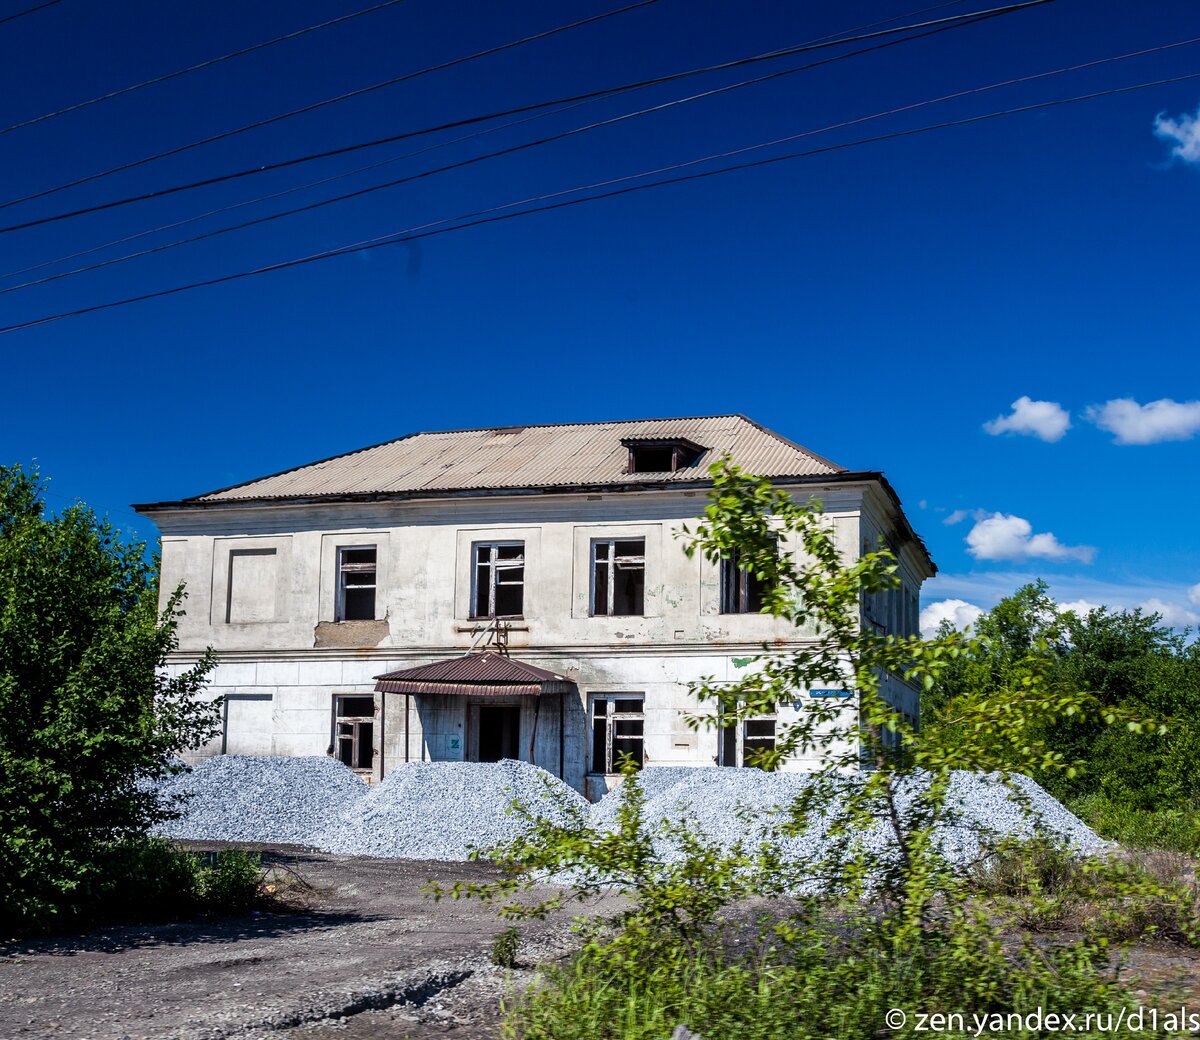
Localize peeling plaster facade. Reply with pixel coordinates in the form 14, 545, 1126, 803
139, 420, 934, 799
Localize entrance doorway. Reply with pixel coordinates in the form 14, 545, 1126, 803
476, 705, 520, 762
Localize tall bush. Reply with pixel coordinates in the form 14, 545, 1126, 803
0, 465, 218, 930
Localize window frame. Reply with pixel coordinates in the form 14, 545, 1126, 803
718, 547, 772, 614
589, 693, 645, 774
335, 545, 378, 622
470, 540, 526, 620
718, 702, 778, 769
332, 694, 376, 772
590, 538, 646, 617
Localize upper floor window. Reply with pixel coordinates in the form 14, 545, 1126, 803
622, 437, 705, 474
591, 538, 645, 616
472, 541, 525, 618
336, 546, 377, 621
719, 548, 769, 614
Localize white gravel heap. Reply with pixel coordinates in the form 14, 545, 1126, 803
314, 760, 590, 860
154, 755, 367, 846
587, 767, 1107, 873
152, 756, 1103, 873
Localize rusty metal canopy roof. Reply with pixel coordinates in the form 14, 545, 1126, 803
162, 415, 845, 505
374, 652, 574, 697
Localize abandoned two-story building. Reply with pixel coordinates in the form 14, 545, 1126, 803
135, 415, 934, 799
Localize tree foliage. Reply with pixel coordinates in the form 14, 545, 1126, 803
0, 465, 218, 930
926, 580, 1200, 826
433, 461, 1178, 1040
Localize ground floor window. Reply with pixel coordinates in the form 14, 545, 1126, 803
333, 695, 376, 771
590, 694, 644, 773
719, 705, 777, 769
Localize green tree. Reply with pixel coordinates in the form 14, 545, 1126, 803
925, 582, 1200, 846
0, 465, 218, 930
436, 461, 1172, 1040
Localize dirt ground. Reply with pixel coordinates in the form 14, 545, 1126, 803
5, 848, 1199, 1040
0, 846, 600, 1040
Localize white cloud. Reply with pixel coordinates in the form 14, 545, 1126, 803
965, 513, 1096, 564
1155, 105, 1200, 163
983, 396, 1071, 442
1189, 583, 1200, 607
1058, 599, 1102, 618
1139, 598, 1200, 629
1086, 397, 1200, 445
944, 509, 970, 526
920, 599, 984, 638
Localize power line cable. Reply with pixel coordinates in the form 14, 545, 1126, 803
0, 0, 663, 213
5, 68, 1193, 336
0, 0, 985, 282
0, 1, 1054, 227
0, 0, 64, 29
0, 1, 1039, 288
0, 0, 410, 137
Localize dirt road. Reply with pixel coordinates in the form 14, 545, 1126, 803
0, 849, 590, 1040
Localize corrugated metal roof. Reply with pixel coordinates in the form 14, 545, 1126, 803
184, 415, 844, 504
374, 652, 573, 697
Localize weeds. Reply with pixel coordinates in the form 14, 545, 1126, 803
493, 926, 521, 968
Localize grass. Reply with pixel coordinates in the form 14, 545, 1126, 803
1068, 793, 1200, 856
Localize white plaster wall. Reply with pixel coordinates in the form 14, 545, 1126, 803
153, 483, 930, 791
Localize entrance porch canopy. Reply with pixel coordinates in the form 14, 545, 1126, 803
373, 651, 573, 698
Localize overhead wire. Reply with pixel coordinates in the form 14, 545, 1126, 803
0, 0, 990, 283
0, 0, 1052, 229
0, 0, 663, 213
5, 69, 1195, 336
0, 0, 411, 137
0, 0, 1042, 290
0, 0, 64, 29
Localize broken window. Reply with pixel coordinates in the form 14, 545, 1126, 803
591, 538, 645, 616
333, 695, 375, 771
622, 438, 705, 474
719, 548, 770, 614
336, 546, 377, 621
591, 694, 644, 773
719, 703, 777, 769
471, 542, 525, 618
719, 715, 777, 769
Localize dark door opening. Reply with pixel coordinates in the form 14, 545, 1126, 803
477, 705, 520, 762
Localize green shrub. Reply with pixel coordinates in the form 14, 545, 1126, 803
1069, 792, 1200, 855
197, 850, 264, 915
493, 926, 521, 968
90, 836, 202, 923
0, 466, 218, 932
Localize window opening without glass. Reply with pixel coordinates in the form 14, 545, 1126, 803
333, 695, 375, 771
471, 542, 525, 618
591, 694, 645, 773
336, 546, 376, 621
719, 548, 770, 614
591, 538, 645, 616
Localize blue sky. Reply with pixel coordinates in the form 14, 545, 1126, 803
1, 0, 1198, 631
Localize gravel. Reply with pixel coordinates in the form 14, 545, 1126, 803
315, 760, 589, 860
152, 756, 1104, 875
586, 766, 1108, 875
153, 755, 367, 846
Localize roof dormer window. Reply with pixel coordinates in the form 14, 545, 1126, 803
623, 437, 706, 474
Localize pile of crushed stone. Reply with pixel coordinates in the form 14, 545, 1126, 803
315, 760, 589, 860
152, 756, 1104, 871
586, 767, 1107, 872
153, 755, 367, 846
